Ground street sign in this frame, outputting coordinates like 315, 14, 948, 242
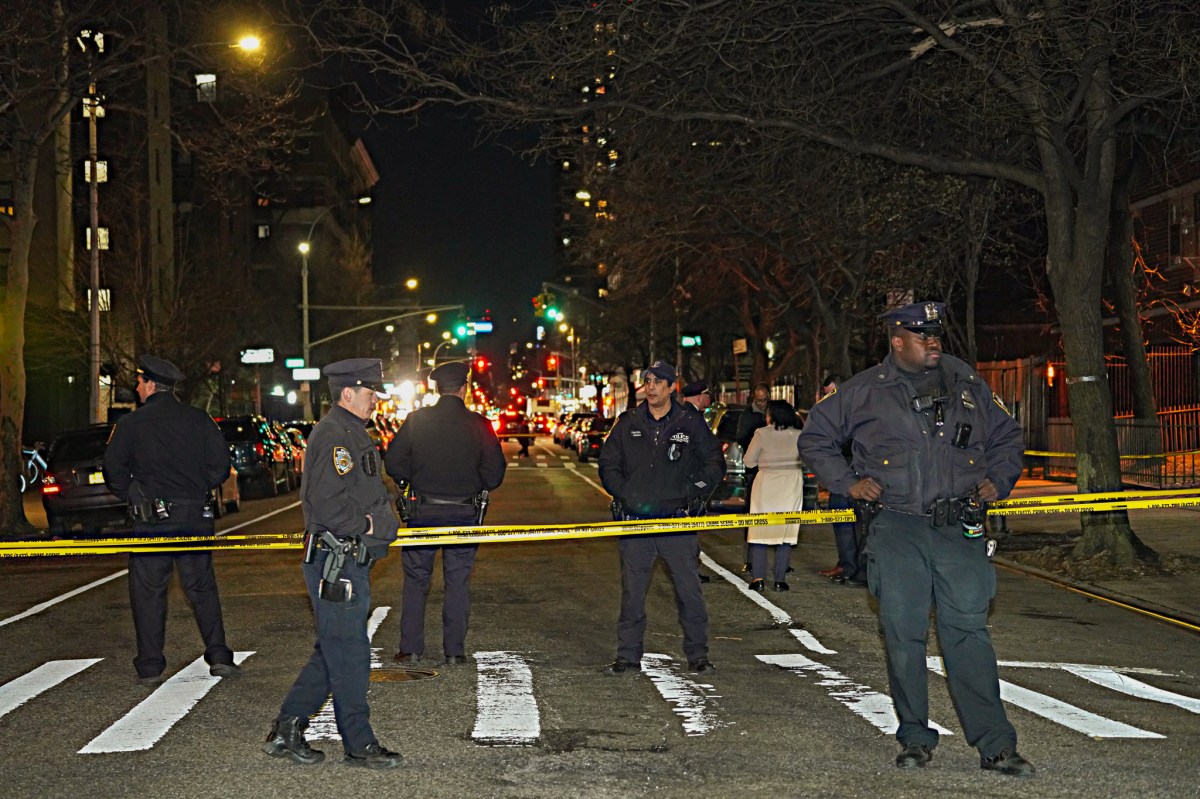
284, 357, 305, 368
240, 348, 274, 365
732, 338, 748, 355
293, 367, 320, 381
681, 334, 702, 348
471, 320, 494, 334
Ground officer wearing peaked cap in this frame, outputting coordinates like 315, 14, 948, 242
799, 302, 1035, 777
264, 357, 403, 770
385, 357, 506, 667
103, 355, 238, 687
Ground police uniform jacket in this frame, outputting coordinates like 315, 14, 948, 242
302, 404, 397, 552
798, 352, 1024, 515
103, 392, 230, 530
384, 395, 506, 514
599, 396, 725, 518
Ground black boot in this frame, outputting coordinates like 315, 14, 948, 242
262, 716, 325, 765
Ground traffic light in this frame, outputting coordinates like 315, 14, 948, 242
532, 295, 544, 316
474, 355, 488, 372
547, 354, 558, 370
456, 321, 469, 337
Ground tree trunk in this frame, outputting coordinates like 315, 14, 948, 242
0, 149, 39, 537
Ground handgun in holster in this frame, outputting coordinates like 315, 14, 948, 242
317, 531, 354, 602
474, 490, 490, 525
609, 499, 625, 522
396, 481, 413, 522
852, 500, 880, 551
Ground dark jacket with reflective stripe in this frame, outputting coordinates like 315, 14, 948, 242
599, 396, 725, 518
798, 353, 1024, 515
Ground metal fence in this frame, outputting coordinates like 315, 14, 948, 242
1045, 410, 1200, 488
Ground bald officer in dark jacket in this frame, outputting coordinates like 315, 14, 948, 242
798, 302, 1034, 778
103, 354, 238, 687
598, 360, 725, 676
263, 358, 402, 770
385, 360, 506, 667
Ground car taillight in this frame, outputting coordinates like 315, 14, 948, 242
255, 442, 265, 457
42, 475, 61, 495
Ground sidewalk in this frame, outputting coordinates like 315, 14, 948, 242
997, 478, 1200, 630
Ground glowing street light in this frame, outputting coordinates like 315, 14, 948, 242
405, 278, 419, 290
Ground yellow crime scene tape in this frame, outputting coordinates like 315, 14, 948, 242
4, 487, 1200, 557
1024, 448, 1200, 459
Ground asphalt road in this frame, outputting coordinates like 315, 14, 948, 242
2, 439, 1198, 798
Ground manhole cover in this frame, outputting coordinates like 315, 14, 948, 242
371, 667, 439, 682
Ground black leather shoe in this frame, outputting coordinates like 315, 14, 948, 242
748, 579, 765, 592
262, 716, 325, 765
209, 662, 241, 678
689, 659, 716, 675
603, 658, 641, 675
772, 581, 790, 591
442, 655, 468, 666
136, 674, 164, 688
698, 573, 711, 583
895, 743, 933, 769
393, 652, 423, 665
980, 748, 1035, 777
344, 742, 403, 770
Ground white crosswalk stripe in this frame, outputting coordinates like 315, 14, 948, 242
79, 651, 254, 753
472, 651, 540, 745
641, 654, 728, 736
0, 659, 101, 720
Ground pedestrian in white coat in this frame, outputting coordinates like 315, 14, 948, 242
743, 400, 805, 591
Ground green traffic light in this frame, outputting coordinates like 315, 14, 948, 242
455, 324, 468, 337
545, 307, 558, 319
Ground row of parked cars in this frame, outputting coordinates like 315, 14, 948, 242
39, 415, 310, 537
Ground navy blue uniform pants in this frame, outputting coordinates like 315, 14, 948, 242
616, 532, 709, 665
128, 550, 232, 678
279, 552, 376, 753
400, 542, 479, 658
865, 509, 1017, 757
828, 492, 862, 579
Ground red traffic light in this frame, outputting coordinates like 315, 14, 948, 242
547, 355, 557, 369
474, 356, 488, 371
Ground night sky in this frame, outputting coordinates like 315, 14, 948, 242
363, 108, 556, 362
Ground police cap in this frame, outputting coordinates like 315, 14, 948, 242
137, 354, 184, 387
429, 360, 470, 391
681, 379, 709, 398
882, 301, 946, 333
323, 358, 387, 396
643, 360, 677, 385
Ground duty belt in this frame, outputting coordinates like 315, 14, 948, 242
416, 495, 475, 506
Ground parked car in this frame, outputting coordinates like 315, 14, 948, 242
576, 416, 615, 462
217, 415, 289, 497
268, 420, 303, 489
41, 424, 239, 536
282, 426, 307, 478
554, 412, 594, 447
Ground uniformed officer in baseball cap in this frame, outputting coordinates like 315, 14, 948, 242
323, 358, 389, 397
881, 301, 946, 335
136, 354, 185, 388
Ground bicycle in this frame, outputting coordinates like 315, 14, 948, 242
19, 445, 47, 493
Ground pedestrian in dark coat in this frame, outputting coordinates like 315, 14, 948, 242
102, 354, 238, 687
798, 302, 1034, 777
384, 360, 506, 667
598, 360, 725, 676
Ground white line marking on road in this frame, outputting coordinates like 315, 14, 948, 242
997, 660, 1174, 676
216, 501, 301, 536
79, 651, 253, 753
536, 454, 547, 460
789, 629, 838, 655
642, 654, 728, 736
926, 657, 1164, 738
0, 570, 128, 628
1059, 665, 1200, 716
472, 651, 540, 746
759, 653, 953, 736
701, 552, 795, 626
536, 463, 549, 468
309, 606, 391, 740
559, 455, 569, 460
0, 659, 102, 720
564, 465, 609, 496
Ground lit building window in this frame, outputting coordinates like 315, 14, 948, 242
195, 73, 217, 102
257, 225, 271, 239
84, 159, 108, 183
256, 196, 270, 207
85, 227, 110, 251
0, 181, 13, 216
86, 288, 111, 312
562, 237, 571, 247
81, 96, 104, 118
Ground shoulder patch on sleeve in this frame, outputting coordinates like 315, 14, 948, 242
333, 445, 354, 475
992, 392, 1012, 416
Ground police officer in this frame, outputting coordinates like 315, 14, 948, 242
262, 358, 401, 769
680, 379, 711, 412
384, 360, 506, 667
798, 302, 1035, 777
598, 360, 725, 676
103, 354, 239, 687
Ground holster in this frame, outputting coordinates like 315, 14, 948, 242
396, 481, 412, 522
852, 500, 880, 550
927, 497, 963, 527
474, 490, 490, 525
610, 499, 624, 522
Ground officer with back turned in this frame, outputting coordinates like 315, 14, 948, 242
384, 360, 506, 667
798, 302, 1035, 777
262, 358, 402, 770
103, 354, 240, 687
598, 360, 725, 676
